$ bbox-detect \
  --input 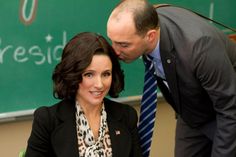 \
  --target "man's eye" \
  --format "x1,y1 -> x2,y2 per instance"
119,43 -> 128,48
